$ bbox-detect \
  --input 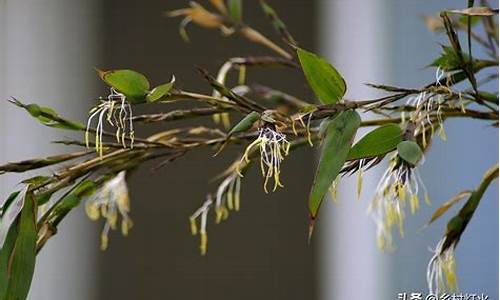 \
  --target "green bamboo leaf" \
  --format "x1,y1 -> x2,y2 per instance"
477,91 -> 499,104
146,76 -> 175,102
297,48 -> 346,104
9,99 -> 85,131
430,46 -> 472,71
213,111 -> 261,157
0,187 -> 28,249
228,111 -> 260,135
0,191 -> 21,217
6,192 -> 37,300
21,176 -> 51,186
35,193 -> 52,206
347,124 -> 402,160
260,0 -> 296,45
458,15 -> 481,26
227,0 -> 242,22
36,179 -> 97,254
260,1 -> 285,31
73,180 -> 97,198
308,110 -> 360,219
397,141 -> 423,166
0,218 -> 18,298
97,69 -> 150,103
54,180 -> 97,216
37,106 -> 84,130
